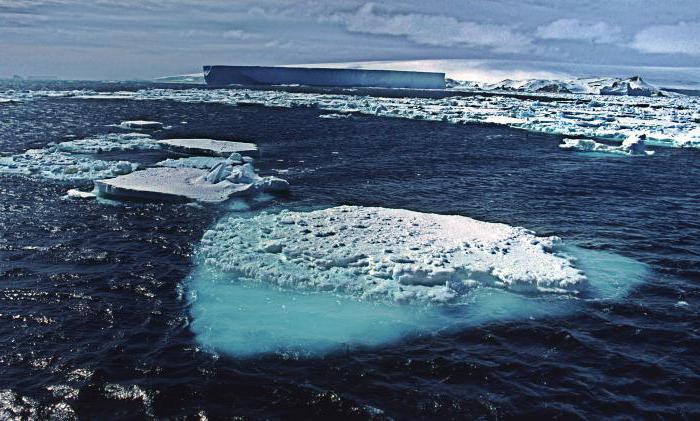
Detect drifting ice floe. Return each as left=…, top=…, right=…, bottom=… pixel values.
left=319, top=113, right=352, bottom=119
left=560, top=133, right=654, bottom=156
left=0, top=148, right=137, bottom=181
left=158, top=138, right=258, bottom=157
left=189, top=206, right=648, bottom=357
left=53, top=133, right=160, bottom=154
left=65, top=188, right=96, bottom=199
left=95, top=162, right=288, bottom=203
left=199, top=206, right=586, bottom=303
left=118, top=120, right=163, bottom=130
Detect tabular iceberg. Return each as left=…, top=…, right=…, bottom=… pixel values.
left=203, top=65, right=446, bottom=89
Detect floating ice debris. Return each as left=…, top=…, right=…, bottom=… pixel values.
left=198, top=206, right=586, bottom=304
left=74, top=93, right=136, bottom=100
left=319, top=113, right=351, bottom=119
left=158, top=138, right=258, bottom=157
left=0, top=149, right=137, bottom=181
left=10, top=85, right=700, bottom=149
left=189, top=206, right=648, bottom=357
left=560, top=133, right=654, bottom=156
left=53, top=133, right=159, bottom=154
left=118, top=120, right=163, bottom=130
left=95, top=162, right=288, bottom=203
left=65, top=188, right=96, bottom=199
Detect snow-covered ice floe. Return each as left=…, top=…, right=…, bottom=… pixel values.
left=0, top=132, right=163, bottom=181
left=53, top=133, right=160, bottom=154
left=0, top=148, right=137, bottom=181
left=117, top=120, right=163, bottom=130
left=65, top=188, right=97, bottom=199
left=188, top=206, right=648, bottom=357
left=158, top=138, right=258, bottom=157
left=319, top=113, right=351, bottom=119
left=560, top=133, right=654, bottom=156
left=95, top=162, right=288, bottom=203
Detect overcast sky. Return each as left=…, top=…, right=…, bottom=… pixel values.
left=1, top=0, right=699, bottom=80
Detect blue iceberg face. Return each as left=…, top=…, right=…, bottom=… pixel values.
left=186, top=207, right=648, bottom=358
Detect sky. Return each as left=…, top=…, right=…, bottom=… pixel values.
left=1, top=0, right=700, bottom=81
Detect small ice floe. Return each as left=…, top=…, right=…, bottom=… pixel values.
left=0, top=149, right=137, bottom=181
left=118, top=120, right=163, bottom=130
left=53, top=133, right=159, bottom=154
left=560, top=134, right=654, bottom=156
left=319, top=113, right=351, bottom=119
left=65, top=188, right=96, bottom=199
left=158, top=138, right=258, bottom=157
left=94, top=162, right=288, bottom=203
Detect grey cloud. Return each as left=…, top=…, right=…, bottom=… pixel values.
left=327, top=3, right=532, bottom=52
left=631, top=21, right=700, bottom=56
left=536, top=19, right=622, bottom=44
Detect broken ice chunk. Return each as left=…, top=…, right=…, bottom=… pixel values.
left=118, top=120, right=163, bottom=130
left=158, top=138, right=258, bottom=157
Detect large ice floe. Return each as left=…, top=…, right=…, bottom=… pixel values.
left=559, top=133, right=654, bottom=156
left=95, top=161, right=288, bottom=203
left=188, top=206, right=648, bottom=357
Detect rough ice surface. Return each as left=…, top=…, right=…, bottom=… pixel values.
left=0, top=148, right=137, bottom=181
left=560, top=133, right=654, bottom=156
left=4, top=86, right=699, bottom=149
left=199, top=206, right=586, bottom=304
left=158, top=138, right=258, bottom=157
left=118, top=120, right=163, bottom=130
left=53, top=133, right=160, bottom=154
left=95, top=162, right=288, bottom=203
left=189, top=206, right=648, bottom=357
left=156, top=156, right=231, bottom=170
left=95, top=167, right=250, bottom=203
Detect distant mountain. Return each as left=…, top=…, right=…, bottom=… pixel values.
left=477, top=76, right=670, bottom=97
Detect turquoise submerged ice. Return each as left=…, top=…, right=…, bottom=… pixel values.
left=189, top=206, right=647, bottom=357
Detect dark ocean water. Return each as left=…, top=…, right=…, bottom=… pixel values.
left=0, top=81, right=699, bottom=419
